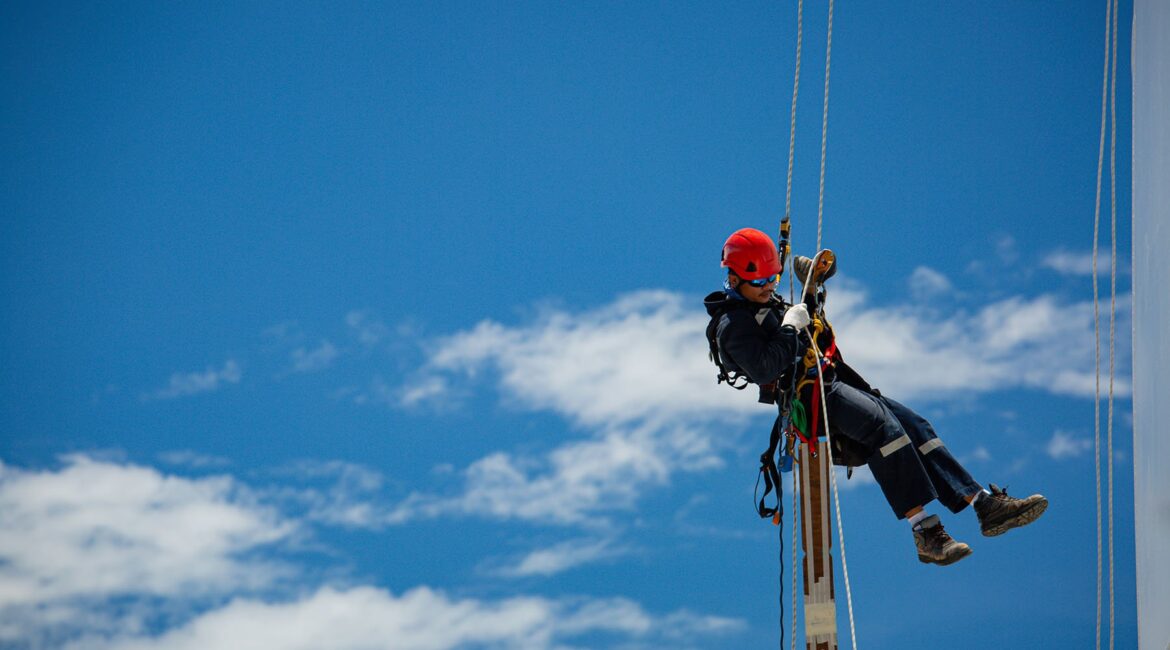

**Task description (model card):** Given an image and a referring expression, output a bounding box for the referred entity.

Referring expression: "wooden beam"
[799,442,837,650]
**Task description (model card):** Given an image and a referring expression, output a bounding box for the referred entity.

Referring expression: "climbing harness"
[705,305,753,391]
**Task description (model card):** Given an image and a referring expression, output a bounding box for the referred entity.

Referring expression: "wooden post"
[799,442,837,650]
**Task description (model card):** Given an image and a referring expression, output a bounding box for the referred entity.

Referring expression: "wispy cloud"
[389,422,722,527]
[68,586,743,650]
[157,450,232,469]
[966,446,993,462]
[1046,430,1093,459]
[487,537,626,578]
[346,310,390,348]
[398,376,449,407]
[1040,249,1127,277]
[828,287,1131,400]
[261,321,304,347]
[262,460,387,528]
[908,266,953,299]
[290,340,339,373]
[143,360,242,400]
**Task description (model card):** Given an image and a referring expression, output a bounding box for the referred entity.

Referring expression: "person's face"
[729,272,778,304]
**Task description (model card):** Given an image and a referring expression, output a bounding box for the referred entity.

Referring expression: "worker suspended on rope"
[704,227,1050,566]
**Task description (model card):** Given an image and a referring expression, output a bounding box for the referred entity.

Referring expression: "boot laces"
[927,523,954,546]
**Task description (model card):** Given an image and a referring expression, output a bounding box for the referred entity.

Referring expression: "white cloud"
[390,421,722,526]
[489,537,625,578]
[346,310,390,347]
[995,234,1019,264]
[1,457,742,650]
[262,460,387,528]
[290,340,339,373]
[1046,430,1093,460]
[0,456,296,645]
[398,375,449,407]
[426,291,756,428]
[1042,250,1097,276]
[157,450,232,469]
[908,266,953,299]
[827,289,1130,400]
[143,360,242,400]
[388,285,1125,526]
[968,446,993,462]
[63,586,742,650]
[262,321,304,347]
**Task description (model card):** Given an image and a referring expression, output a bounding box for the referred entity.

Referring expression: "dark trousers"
[824,381,982,518]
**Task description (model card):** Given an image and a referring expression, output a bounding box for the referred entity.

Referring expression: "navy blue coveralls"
[704,288,982,518]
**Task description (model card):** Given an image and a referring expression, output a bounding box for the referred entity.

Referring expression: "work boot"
[913,515,972,566]
[791,252,837,291]
[974,484,1048,537]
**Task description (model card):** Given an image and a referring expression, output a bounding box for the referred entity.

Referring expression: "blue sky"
[1,2,1135,649]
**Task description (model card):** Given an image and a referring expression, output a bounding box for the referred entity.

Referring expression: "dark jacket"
[703,288,878,396]
[703,289,804,386]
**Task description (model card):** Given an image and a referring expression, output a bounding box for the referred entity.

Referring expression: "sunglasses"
[744,273,779,287]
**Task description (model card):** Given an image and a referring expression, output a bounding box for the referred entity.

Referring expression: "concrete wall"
[1132,2,1169,649]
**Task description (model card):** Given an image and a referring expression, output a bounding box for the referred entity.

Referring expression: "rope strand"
[1106,0,1118,645]
[791,468,798,650]
[1089,0,1113,645]
[816,0,834,251]
[801,254,857,650]
[783,0,804,305]
[807,329,857,650]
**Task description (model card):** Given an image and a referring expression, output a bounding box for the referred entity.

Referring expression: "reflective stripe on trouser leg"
[881,434,911,457]
[866,435,938,518]
[823,382,938,518]
[881,395,981,514]
[918,438,944,455]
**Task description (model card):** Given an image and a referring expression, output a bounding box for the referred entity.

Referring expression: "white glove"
[782,303,811,330]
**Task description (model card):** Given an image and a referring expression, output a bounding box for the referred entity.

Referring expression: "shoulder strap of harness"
[703,291,755,390]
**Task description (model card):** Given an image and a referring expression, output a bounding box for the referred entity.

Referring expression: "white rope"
[815,0,834,251]
[778,1,842,645]
[801,252,858,650]
[1089,0,1116,647]
[791,468,799,650]
[1105,0,1118,645]
[779,4,806,644]
[783,0,804,306]
[784,0,804,225]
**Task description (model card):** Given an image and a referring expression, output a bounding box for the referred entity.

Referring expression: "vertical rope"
[784,0,804,305]
[784,0,804,224]
[791,468,798,650]
[806,320,857,650]
[1106,0,1118,646]
[815,0,834,251]
[1089,0,1113,645]
[778,510,785,650]
[801,254,857,650]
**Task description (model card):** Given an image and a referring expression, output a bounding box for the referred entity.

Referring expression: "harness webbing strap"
[757,420,785,522]
[807,374,822,456]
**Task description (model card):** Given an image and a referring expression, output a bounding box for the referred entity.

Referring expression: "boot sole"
[918,546,973,566]
[981,498,1049,537]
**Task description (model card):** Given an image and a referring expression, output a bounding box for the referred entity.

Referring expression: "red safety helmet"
[721,228,781,280]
